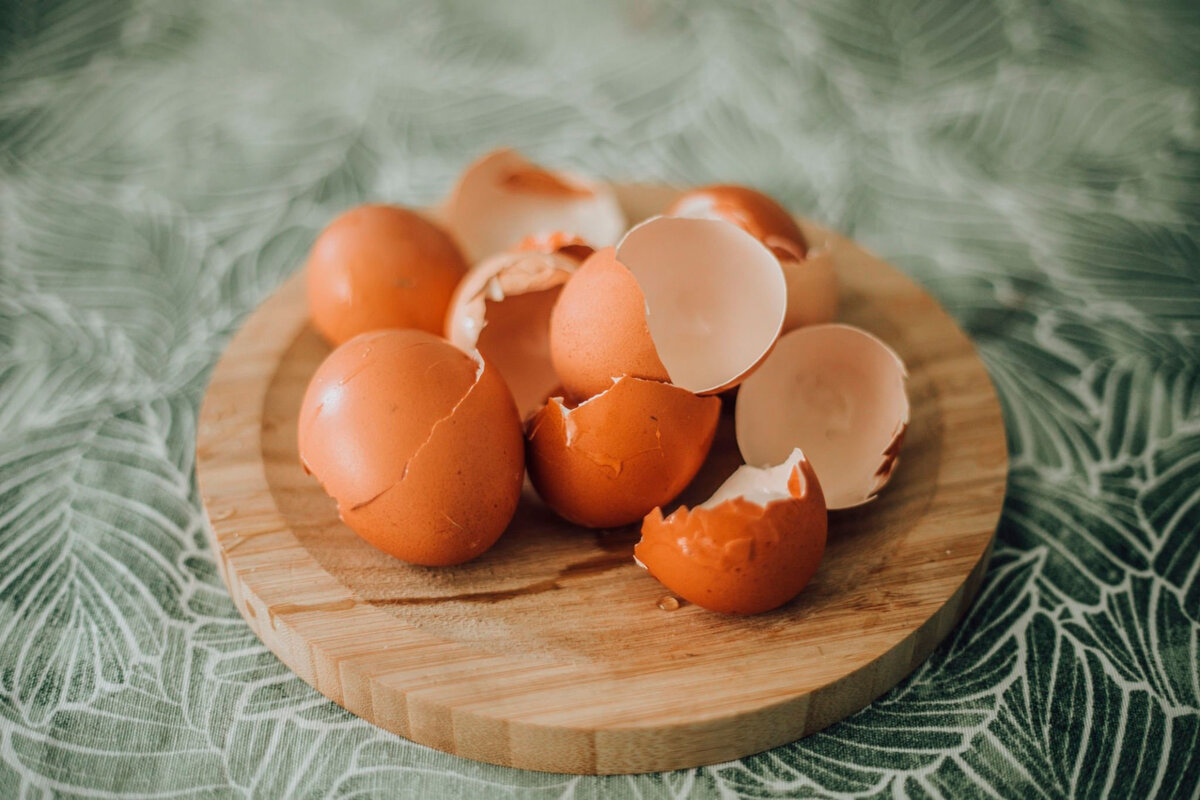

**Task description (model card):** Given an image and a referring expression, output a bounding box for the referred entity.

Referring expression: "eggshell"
[548,216,787,399]
[440,149,626,262]
[445,250,578,418]
[306,204,468,346]
[548,247,670,401]
[780,242,839,331]
[667,185,808,261]
[513,231,596,262]
[635,449,827,614]
[525,377,720,528]
[668,185,838,331]
[735,324,909,509]
[298,329,524,566]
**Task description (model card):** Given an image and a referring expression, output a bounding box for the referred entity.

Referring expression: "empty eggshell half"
[735,324,909,510]
[549,216,787,399]
[525,377,721,528]
[298,329,525,566]
[669,185,837,331]
[635,448,827,614]
[440,148,626,262]
[445,250,579,418]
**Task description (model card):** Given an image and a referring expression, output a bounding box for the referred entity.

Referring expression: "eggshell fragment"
[549,217,787,399]
[735,324,909,510]
[513,231,596,263]
[298,329,524,566]
[525,377,720,528]
[635,449,827,614]
[441,149,626,262]
[445,250,578,418]
[668,185,838,331]
[306,204,468,345]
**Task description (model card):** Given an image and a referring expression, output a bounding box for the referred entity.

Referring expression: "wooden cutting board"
[196,185,1007,775]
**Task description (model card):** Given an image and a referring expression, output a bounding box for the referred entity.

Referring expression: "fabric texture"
[2,0,1198,797]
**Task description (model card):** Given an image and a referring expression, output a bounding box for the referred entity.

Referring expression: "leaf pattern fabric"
[2,0,1199,797]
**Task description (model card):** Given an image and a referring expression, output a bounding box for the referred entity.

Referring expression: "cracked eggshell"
[735,324,909,510]
[440,148,626,263]
[298,329,524,566]
[635,449,827,615]
[306,204,468,346]
[548,216,787,399]
[668,185,838,331]
[445,250,578,419]
[525,377,721,528]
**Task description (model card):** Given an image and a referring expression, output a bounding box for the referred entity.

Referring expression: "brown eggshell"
[306,205,468,345]
[548,247,670,401]
[298,329,524,566]
[669,185,839,331]
[548,217,786,398]
[440,149,626,262]
[735,324,909,509]
[667,184,809,260]
[635,449,827,614]
[444,250,578,418]
[525,377,721,528]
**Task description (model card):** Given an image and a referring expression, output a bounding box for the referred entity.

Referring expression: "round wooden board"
[196,185,1007,775]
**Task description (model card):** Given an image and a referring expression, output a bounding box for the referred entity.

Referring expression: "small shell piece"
[513,231,596,263]
[298,329,524,566]
[525,377,721,528]
[635,449,827,614]
[445,250,578,418]
[548,216,787,399]
[306,205,468,345]
[668,185,837,331]
[735,324,909,510]
[441,149,626,262]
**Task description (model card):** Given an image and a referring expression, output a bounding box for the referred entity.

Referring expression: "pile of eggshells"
[299,149,908,615]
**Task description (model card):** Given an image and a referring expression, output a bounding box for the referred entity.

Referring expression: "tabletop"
[1,1,1198,797]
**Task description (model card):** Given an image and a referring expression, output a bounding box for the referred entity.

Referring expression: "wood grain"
[196,185,1007,774]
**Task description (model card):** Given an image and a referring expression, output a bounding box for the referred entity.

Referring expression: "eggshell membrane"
[669,186,838,332]
[548,247,670,401]
[614,216,787,394]
[668,185,809,261]
[525,377,720,528]
[440,149,626,262]
[298,329,524,566]
[445,251,578,418]
[306,205,468,345]
[635,449,827,615]
[735,324,909,510]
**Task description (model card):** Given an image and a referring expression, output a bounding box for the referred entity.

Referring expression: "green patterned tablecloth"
[2,1,1199,797]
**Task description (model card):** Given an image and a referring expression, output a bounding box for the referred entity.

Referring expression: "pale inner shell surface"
[615,216,786,394]
[701,448,810,509]
[735,324,909,509]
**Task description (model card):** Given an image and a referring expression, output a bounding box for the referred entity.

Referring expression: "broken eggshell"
[735,324,909,510]
[668,185,838,331]
[440,148,626,263]
[306,204,468,346]
[445,249,579,418]
[635,448,827,615]
[549,216,787,399]
[525,377,721,528]
[298,329,524,566]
